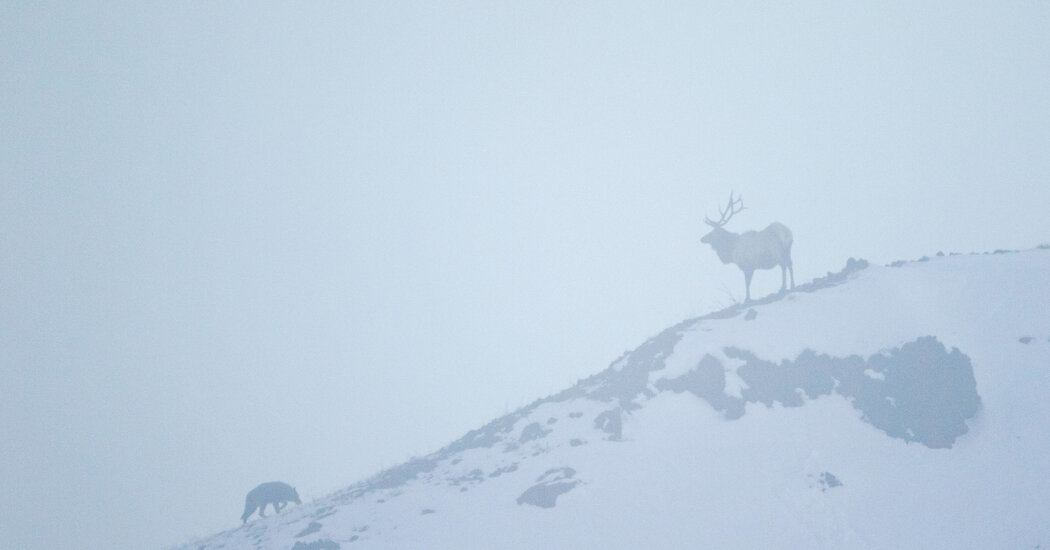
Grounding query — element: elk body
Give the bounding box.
[701,193,794,302]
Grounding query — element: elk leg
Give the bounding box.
[788,261,795,289]
[780,265,787,292]
[744,270,753,303]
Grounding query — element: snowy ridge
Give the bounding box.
[174,248,1050,550]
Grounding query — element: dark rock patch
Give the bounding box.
[795,258,868,291]
[818,472,842,492]
[842,337,980,448]
[488,464,519,478]
[516,468,579,508]
[519,422,552,443]
[569,438,585,447]
[660,337,980,449]
[569,412,584,419]
[516,482,579,508]
[655,354,745,420]
[729,348,844,407]
[537,467,576,483]
[291,540,340,550]
[1020,336,1034,344]
[367,457,439,491]
[594,408,623,440]
[294,522,323,538]
[448,469,485,486]
[442,413,521,455]
[420,508,435,515]
[579,324,686,409]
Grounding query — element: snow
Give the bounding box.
[171,248,1050,550]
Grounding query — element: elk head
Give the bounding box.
[700,192,745,264]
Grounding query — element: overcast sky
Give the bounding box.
[2,2,1048,549]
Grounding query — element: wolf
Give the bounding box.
[241,481,301,524]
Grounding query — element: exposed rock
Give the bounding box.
[659,337,981,449]
[448,469,485,486]
[488,464,519,478]
[655,355,745,420]
[294,522,323,538]
[291,539,340,550]
[516,468,579,508]
[519,422,552,443]
[594,408,623,440]
[819,472,842,492]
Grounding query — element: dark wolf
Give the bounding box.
[241,481,301,524]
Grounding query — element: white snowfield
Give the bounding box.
[175,248,1050,550]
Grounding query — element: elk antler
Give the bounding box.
[704,192,745,227]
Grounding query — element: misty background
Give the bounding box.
[2,2,1048,549]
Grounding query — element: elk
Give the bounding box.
[700,192,794,303]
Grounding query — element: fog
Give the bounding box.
[1,3,1048,549]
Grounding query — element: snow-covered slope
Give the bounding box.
[175,248,1050,550]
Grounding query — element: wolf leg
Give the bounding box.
[275,501,285,513]
[258,503,267,518]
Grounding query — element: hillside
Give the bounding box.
[174,248,1050,550]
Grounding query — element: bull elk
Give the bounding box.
[700,192,794,303]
